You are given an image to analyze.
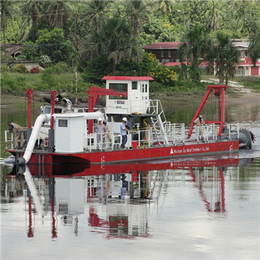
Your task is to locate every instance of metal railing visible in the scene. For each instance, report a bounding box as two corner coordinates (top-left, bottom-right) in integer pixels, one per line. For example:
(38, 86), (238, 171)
(5, 123), (241, 152)
(5, 129), (27, 150)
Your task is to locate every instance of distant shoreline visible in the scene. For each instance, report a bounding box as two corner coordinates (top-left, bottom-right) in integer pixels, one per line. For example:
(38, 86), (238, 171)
(1, 88), (259, 108)
(226, 90), (260, 103)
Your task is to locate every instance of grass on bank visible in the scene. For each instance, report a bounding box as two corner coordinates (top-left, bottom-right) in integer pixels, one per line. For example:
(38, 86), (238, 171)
(2, 71), (260, 97)
(233, 77), (260, 92)
(201, 74), (260, 93)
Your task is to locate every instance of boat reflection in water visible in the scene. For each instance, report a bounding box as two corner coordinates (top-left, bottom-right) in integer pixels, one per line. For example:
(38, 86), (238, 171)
(4, 154), (251, 240)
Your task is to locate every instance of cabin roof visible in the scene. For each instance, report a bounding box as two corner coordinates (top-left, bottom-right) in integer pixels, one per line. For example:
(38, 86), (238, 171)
(102, 76), (154, 81)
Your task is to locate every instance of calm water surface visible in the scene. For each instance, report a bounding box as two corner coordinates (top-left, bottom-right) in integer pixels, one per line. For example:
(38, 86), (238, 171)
(1, 98), (260, 260)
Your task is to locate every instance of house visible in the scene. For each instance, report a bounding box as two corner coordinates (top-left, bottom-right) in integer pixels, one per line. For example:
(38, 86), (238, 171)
(142, 42), (181, 64)
(1, 43), (22, 57)
(142, 41), (260, 76)
(1, 44), (44, 71)
(233, 41), (260, 76)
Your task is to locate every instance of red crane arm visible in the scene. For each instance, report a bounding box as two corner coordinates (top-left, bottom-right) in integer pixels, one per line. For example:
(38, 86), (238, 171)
(188, 85), (228, 138)
(87, 86), (128, 133)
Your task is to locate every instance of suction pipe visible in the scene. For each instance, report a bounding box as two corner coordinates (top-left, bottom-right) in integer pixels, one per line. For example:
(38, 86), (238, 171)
(17, 113), (51, 165)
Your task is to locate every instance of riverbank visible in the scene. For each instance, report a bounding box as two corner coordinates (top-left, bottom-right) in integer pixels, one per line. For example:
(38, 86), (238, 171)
(1, 84), (259, 110)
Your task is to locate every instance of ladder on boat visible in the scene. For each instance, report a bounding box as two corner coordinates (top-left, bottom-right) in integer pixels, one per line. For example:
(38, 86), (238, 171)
(148, 100), (169, 145)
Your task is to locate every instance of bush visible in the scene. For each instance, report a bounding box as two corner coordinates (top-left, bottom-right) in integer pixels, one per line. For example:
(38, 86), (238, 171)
(0, 64), (10, 73)
(55, 61), (70, 73)
(21, 41), (38, 60)
(11, 64), (29, 73)
(1, 73), (18, 94)
(82, 54), (111, 84)
(40, 67), (56, 89)
(151, 65), (178, 86)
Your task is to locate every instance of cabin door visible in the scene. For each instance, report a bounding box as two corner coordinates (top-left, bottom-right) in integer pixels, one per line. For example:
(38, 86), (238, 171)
(130, 81), (148, 114)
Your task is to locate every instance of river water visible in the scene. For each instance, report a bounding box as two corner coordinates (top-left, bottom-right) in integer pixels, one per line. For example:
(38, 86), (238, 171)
(1, 96), (260, 260)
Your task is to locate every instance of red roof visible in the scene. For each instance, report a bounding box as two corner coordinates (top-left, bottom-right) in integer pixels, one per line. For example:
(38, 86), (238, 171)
(143, 42), (181, 50)
(102, 76), (154, 81)
(165, 61), (208, 67)
(164, 61), (187, 66)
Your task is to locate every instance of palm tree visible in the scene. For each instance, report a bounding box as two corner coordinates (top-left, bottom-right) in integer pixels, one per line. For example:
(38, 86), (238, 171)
(45, 0), (72, 28)
(248, 31), (260, 66)
(20, 0), (43, 39)
(205, 32), (239, 84)
(1, 0), (14, 45)
(79, 0), (110, 32)
(157, 0), (174, 18)
(204, 0), (224, 32)
(124, 0), (149, 36)
(178, 26), (205, 83)
(81, 17), (142, 72)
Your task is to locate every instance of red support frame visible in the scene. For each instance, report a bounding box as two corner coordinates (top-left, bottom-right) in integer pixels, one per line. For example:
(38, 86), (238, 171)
(87, 86), (127, 133)
(50, 90), (57, 130)
(26, 89), (33, 129)
(188, 85), (228, 138)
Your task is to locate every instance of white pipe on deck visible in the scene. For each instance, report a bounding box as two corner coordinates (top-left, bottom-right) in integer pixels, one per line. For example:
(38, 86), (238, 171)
(23, 114), (51, 164)
(52, 111), (103, 120)
(84, 111), (103, 120)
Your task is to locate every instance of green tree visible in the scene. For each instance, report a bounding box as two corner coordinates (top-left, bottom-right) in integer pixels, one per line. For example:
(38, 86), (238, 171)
(0, 0), (14, 44)
(20, 0), (43, 41)
(204, 0), (224, 33)
(45, 0), (71, 28)
(178, 26), (205, 84)
(36, 28), (74, 65)
(82, 54), (110, 84)
(124, 0), (149, 36)
(21, 41), (38, 60)
(248, 30), (260, 66)
(141, 13), (179, 44)
(205, 32), (239, 84)
(157, 0), (174, 18)
(81, 17), (142, 72)
(79, 0), (110, 32)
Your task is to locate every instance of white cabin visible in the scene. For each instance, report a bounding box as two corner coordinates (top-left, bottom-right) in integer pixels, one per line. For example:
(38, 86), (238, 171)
(103, 76), (154, 115)
(53, 111), (102, 153)
(54, 114), (85, 153)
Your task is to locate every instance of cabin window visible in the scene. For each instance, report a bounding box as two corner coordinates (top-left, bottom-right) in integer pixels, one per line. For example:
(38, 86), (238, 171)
(132, 81), (137, 90)
(58, 203), (68, 214)
(168, 50), (171, 57)
(108, 83), (127, 99)
(58, 119), (68, 127)
(141, 83), (148, 93)
(44, 107), (51, 114)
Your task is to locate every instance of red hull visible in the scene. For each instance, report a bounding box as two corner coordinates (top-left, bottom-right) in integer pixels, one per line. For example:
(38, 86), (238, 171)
(27, 155), (239, 177)
(9, 140), (239, 166)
